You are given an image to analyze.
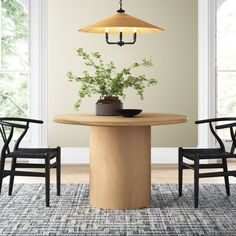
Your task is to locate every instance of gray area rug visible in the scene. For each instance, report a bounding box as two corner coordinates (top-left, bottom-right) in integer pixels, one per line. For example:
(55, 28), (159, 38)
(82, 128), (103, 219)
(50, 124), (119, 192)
(0, 184), (236, 236)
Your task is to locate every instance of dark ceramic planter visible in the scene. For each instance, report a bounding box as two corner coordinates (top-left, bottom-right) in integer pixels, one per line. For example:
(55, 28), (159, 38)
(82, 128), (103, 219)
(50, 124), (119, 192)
(96, 96), (123, 116)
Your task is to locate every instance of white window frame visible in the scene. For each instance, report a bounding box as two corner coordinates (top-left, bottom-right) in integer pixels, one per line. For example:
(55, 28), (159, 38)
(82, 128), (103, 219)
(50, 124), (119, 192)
(29, 0), (48, 148)
(198, 0), (216, 148)
(0, 0), (48, 148)
(215, 0), (235, 145)
(198, 0), (234, 149)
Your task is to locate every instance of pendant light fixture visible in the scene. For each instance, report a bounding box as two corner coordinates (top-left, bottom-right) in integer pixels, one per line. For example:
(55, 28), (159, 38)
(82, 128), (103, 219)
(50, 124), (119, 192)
(79, 0), (164, 46)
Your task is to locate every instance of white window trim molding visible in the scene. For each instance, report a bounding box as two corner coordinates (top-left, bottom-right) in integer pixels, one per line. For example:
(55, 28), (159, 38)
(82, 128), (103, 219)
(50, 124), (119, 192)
(29, 0), (48, 148)
(198, 0), (231, 150)
(198, 0), (217, 148)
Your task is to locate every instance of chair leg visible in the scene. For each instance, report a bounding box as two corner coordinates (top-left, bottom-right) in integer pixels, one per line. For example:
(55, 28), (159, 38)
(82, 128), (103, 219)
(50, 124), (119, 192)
(178, 147), (183, 197)
(0, 157), (6, 194)
(56, 146), (61, 196)
(222, 157), (230, 196)
(45, 156), (50, 207)
(194, 157), (199, 208)
(9, 157), (17, 195)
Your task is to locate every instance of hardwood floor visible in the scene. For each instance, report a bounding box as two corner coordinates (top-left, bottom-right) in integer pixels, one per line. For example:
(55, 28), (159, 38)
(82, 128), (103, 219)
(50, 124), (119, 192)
(2, 162), (236, 184)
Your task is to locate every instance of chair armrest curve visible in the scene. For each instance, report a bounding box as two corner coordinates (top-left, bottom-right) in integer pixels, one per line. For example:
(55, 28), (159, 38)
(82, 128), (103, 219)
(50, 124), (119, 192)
(0, 117), (43, 124)
(195, 117), (236, 124)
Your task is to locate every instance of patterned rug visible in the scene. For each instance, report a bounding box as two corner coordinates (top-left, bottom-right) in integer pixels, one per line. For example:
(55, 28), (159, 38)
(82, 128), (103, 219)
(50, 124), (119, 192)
(0, 184), (236, 235)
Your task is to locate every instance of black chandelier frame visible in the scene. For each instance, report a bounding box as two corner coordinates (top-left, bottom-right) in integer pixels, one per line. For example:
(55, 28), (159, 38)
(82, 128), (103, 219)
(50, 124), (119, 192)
(105, 0), (137, 46)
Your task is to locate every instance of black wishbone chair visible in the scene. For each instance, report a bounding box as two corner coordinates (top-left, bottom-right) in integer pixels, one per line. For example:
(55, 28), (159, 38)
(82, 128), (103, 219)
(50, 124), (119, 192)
(0, 117), (61, 207)
(179, 117), (236, 208)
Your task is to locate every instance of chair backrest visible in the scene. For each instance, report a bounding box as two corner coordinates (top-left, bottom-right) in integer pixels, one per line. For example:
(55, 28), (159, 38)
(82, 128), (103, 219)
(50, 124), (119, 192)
(216, 121), (236, 155)
(0, 117), (43, 158)
(195, 117), (236, 152)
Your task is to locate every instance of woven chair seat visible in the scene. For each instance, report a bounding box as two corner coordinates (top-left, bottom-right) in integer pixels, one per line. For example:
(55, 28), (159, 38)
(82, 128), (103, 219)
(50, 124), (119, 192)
(181, 148), (236, 160)
(6, 148), (58, 159)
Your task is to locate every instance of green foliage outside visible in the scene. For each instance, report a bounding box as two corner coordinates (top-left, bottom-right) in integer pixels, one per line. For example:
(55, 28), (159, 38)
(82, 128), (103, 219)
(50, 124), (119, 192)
(0, 0), (28, 117)
(67, 48), (158, 110)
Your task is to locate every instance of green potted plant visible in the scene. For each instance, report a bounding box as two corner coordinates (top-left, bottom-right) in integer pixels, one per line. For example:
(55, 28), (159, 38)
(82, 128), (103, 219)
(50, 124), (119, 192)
(67, 48), (158, 116)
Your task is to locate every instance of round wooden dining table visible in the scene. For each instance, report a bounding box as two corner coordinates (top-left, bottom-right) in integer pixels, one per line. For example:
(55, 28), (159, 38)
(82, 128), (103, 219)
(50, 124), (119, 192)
(54, 112), (187, 210)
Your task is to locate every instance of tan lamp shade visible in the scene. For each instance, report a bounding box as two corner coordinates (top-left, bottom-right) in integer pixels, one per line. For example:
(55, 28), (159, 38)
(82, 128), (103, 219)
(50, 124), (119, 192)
(79, 12), (164, 34)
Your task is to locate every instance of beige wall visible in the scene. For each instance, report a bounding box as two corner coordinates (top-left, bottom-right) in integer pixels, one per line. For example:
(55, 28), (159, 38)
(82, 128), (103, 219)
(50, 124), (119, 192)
(48, 0), (198, 147)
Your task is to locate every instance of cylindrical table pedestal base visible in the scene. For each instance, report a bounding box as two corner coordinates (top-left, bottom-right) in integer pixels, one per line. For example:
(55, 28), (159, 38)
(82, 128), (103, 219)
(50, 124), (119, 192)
(89, 126), (151, 209)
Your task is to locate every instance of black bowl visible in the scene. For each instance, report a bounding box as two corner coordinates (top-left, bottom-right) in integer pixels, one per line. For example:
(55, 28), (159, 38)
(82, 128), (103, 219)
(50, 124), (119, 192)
(117, 109), (142, 117)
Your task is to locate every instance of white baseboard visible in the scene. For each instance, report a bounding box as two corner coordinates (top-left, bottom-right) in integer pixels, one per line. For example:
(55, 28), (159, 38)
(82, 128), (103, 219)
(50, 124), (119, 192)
(61, 147), (178, 164)
(151, 148), (178, 164)
(61, 148), (89, 164)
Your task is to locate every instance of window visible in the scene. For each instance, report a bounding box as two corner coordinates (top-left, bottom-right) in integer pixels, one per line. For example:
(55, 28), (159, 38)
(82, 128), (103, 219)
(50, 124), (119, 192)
(216, 0), (236, 140)
(0, 0), (47, 147)
(0, 0), (29, 118)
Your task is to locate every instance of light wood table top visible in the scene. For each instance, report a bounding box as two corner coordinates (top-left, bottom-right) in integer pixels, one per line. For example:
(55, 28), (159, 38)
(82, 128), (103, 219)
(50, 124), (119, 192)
(54, 112), (187, 127)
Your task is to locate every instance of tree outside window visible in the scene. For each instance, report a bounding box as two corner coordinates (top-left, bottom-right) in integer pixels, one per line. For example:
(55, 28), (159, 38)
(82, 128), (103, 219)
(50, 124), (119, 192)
(0, 0), (29, 117)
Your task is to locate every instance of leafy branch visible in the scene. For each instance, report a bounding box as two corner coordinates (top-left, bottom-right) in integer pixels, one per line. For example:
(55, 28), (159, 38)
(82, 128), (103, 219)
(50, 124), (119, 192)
(67, 48), (158, 110)
(0, 93), (25, 115)
(0, 0), (29, 118)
